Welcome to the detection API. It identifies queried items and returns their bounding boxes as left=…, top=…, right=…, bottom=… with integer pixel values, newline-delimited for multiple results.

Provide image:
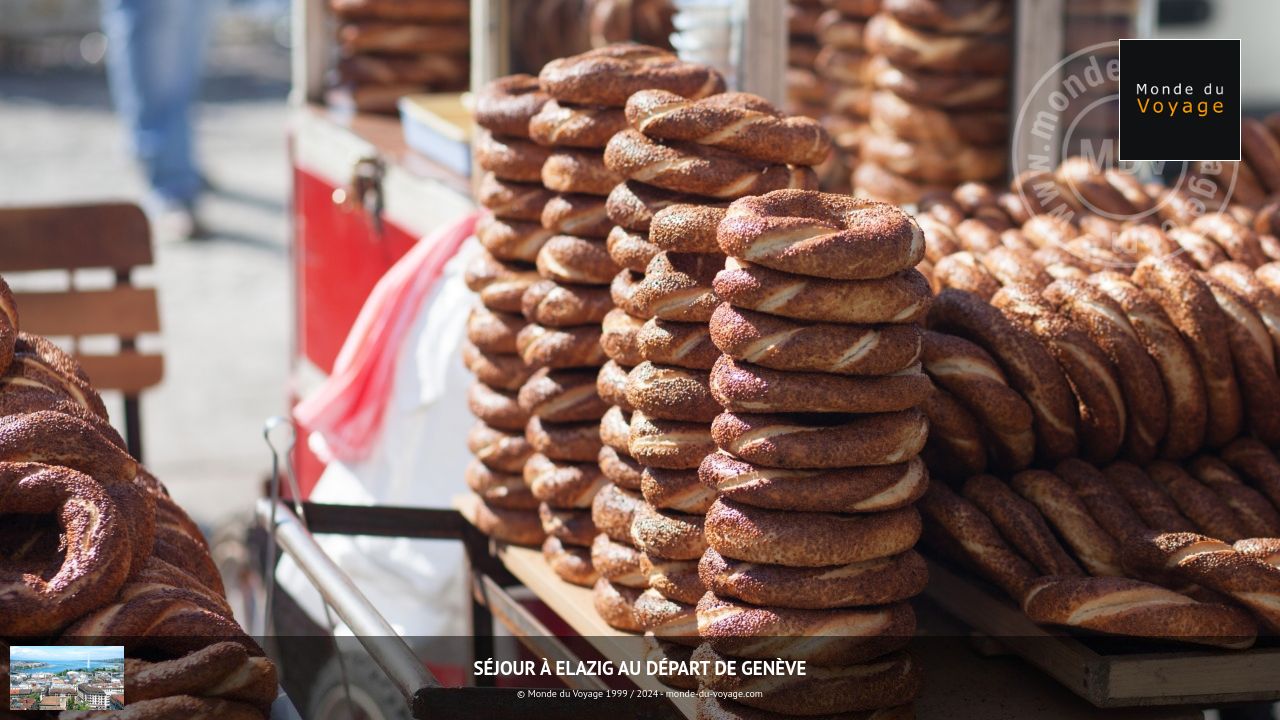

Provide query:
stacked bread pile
left=810, top=0, right=880, bottom=193
left=855, top=0, right=1011, bottom=204
left=462, top=75, right=553, bottom=548
left=601, top=91, right=828, bottom=665
left=690, top=190, right=929, bottom=718
left=512, top=0, right=675, bottom=73
left=785, top=0, right=825, bottom=120
left=330, top=0, right=470, bottom=114
left=0, top=277, right=278, bottom=718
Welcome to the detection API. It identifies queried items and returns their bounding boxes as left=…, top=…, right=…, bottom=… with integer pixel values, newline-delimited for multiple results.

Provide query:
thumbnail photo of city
left=8, top=646, right=125, bottom=712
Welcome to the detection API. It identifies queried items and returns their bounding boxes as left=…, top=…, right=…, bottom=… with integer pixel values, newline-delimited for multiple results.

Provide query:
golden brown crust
left=476, top=213, right=552, bottom=263
left=1054, top=459, right=1146, bottom=543
left=473, top=129, right=550, bottom=183
left=709, top=356, right=931, bottom=414
left=963, top=474, right=1083, bottom=577
left=518, top=367, right=608, bottom=422
left=634, top=588, right=699, bottom=644
left=714, top=259, right=930, bottom=323
left=861, top=131, right=1005, bottom=183
left=629, top=410, right=716, bottom=470
left=538, top=43, right=725, bottom=107
left=1145, top=461, right=1246, bottom=542
left=606, top=226, right=661, bottom=273
left=126, top=642, right=277, bottom=709
left=472, top=74, right=549, bottom=138
left=1209, top=262, right=1280, bottom=361
left=868, top=90, right=1008, bottom=148
left=475, top=173, right=552, bottom=221
left=605, top=181, right=693, bottom=232
left=525, top=417, right=602, bottom=463
left=465, top=252, right=539, bottom=313
left=711, top=305, right=922, bottom=376
left=640, top=553, right=704, bottom=604
left=1187, top=456, right=1280, bottom=538
left=1200, top=274, right=1280, bottom=445
left=598, top=444, right=644, bottom=490
left=600, top=309, right=646, bottom=367
left=882, top=0, right=1011, bottom=33
left=330, top=0, right=469, bottom=21
left=542, top=534, right=599, bottom=584
left=711, top=409, right=928, bottom=469
left=700, top=547, right=927, bottom=610
left=541, top=193, right=613, bottom=238
left=699, top=452, right=927, bottom=513
left=630, top=503, right=707, bottom=560
left=542, top=149, right=624, bottom=196
left=625, top=361, right=719, bottom=421
left=535, top=235, right=619, bottom=285
left=605, top=130, right=819, bottom=199
left=918, top=482, right=1038, bottom=600
left=1220, top=437, right=1280, bottom=511
left=516, top=323, right=607, bottom=369
left=626, top=252, right=721, bottom=322
left=640, top=466, right=715, bottom=514
left=467, top=422, right=533, bottom=474
left=466, top=306, right=524, bottom=355
left=1012, top=469, right=1123, bottom=576
left=636, top=317, right=721, bottom=370
left=593, top=577, right=645, bottom=631
left=529, top=101, right=627, bottom=149
left=869, top=56, right=1007, bottom=110
left=337, top=21, right=469, bottom=55
left=650, top=204, right=727, bottom=255
left=466, top=459, right=537, bottom=510
left=464, top=494, right=544, bottom=546
left=521, top=279, right=612, bottom=327
left=591, top=483, right=645, bottom=544
left=539, top=504, right=598, bottom=547
left=922, top=387, right=988, bottom=477
left=525, top=453, right=608, bottom=508
left=467, top=382, right=527, bottom=431
left=599, top=405, right=632, bottom=454
left=705, top=498, right=921, bottom=567
left=591, top=532, right=648, bottom=588
left=461, top=342, right=533, bottom=391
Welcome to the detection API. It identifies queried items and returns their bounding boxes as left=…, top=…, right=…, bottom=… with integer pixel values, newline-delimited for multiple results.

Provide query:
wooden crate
left=926, top=560, right=1280, bottom=708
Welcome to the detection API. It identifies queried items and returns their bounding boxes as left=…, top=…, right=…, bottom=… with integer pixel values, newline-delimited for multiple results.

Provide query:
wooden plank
left=0, top=204, right=152, bottom=271
left=14, top=287, right=160, bottom=337
left=76, top=354, right=164, bottom=393
left=738, top=0, right=787, bottom=104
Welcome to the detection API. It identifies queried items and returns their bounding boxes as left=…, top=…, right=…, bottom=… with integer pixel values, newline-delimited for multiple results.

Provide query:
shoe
left=149, top=197, right=209, bottom=241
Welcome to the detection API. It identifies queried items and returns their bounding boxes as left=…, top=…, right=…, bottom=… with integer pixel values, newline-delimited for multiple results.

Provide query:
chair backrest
left=0, top=203, right=164, bottom=395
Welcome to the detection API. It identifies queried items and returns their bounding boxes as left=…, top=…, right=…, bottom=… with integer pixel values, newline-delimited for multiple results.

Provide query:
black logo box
left=1119, top=38, right=1241, bottom=162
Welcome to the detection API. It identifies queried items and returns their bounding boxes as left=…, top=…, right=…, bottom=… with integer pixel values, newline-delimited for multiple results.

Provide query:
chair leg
left=124, top=394, right=144, bottom=461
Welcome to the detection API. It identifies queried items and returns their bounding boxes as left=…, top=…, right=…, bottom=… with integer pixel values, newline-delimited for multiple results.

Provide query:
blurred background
left=0, top=0, right=291, bottom=528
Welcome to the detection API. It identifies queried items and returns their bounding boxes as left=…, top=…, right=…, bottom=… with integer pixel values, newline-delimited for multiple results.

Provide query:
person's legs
left=101, top=0, right=214, bottom=208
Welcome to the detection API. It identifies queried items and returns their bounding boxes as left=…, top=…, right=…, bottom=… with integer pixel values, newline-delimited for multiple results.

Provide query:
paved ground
left=0, top=24, right=292, bottom=526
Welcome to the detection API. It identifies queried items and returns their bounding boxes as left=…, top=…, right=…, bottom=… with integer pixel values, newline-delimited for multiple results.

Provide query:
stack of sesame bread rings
left=855, top=0, right=1012, bottom=204
left=464, top=74, right=553, bottom=548
left=0, top=277, right=279, bottom=719
left=693, top=190, right=930, bottom=718
left=810, top=0, right=881, bottom=194
left=600, top=84, right=831, bottom=693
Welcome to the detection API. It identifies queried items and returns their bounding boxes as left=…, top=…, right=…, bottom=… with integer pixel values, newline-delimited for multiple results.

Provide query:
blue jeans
left=101, top=0, right=215, bottom=206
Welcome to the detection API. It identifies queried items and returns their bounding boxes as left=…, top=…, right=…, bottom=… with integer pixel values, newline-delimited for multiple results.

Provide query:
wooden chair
left=0, top=202, right=164, bottom=460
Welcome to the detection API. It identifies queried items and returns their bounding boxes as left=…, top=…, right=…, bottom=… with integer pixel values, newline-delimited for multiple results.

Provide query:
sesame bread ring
left=814, top=46, right=873, bottom=86
left=472, top=74, right=551, bottom=138
left=712, top=409, right=928, bottom=469
left=464, top=495, right=544, bottom=546
left=525, top=453, right=608, bottom=508
left=1168, top=228, right=1228, bottom=271
left=641, top=554, right=704, bottom=604
left=606, top=226, right=661, bottom=272
left=932, top=251, right=1001, bottom=300
left=824, top=0, right=883, bottom=17
left=476, top=214, right=552, bottom=263
left=541, top=193, right=613, bottom=238
left=605, top=180, right=694, bottom=232
left=521, top=279, right=612, bottom=328
left=542, top=149, right=624, bottom=196
left=466, top=459, right=538, bottom=510
left=538, top=43, right=725, bottom=107
left=125, top=641, right=276, bottom=707
left=337, top=21, right=469, bottom=55
left=1189, top=456, right=1280, bottom=538
left=1258, top=261, right=1280, bottom=300
left=599, top=444, right=643, bottom=490
left=699, top=451, right=927, bottom=514
left=467, top=383, right=528, bottom=431
left=467, top=306, right=523, bottom=355
left=542, top=534, right=599, bottom=585
left=536, top=235, right=618, bottom=285
left=716, top=190, right=924, bottom=280
left=467, top=422, right=533, bottom=474
left=695, top=596, right=916, bottom=667
left=525, top=417, right=602, bottom=462
left=0, top=277, right=17, bottom=370
left=611, top=268, right=643, bottom=311
left=916, top=215, right=961, bottom=263
left=1086, top=272, right=1206, bottom=459
left=884, top=0, right=1010, bottom=32
left=919, top=483, right=1039, bottom=603
left=870, top=56, right=1008, bottom=110
left=700, top=547, right=927, bottom=611
left=865, top=13, right=1009, bottom=74
left=1220, top=437, right=1280, bottom=511
left=646, top=635, right=698, bottom=690
left=634, top=588, right=700, bottom=645
left=1192, top=213, right=1268, bottom=268
left=981, top=246, right=1053, bottom=291
left=710, top=356, right=931, bottom=415
left=604, top=129, right=819, bottom=199
left=518, top=367, right=609, bottom=422
left=816, top=10, right=868, bottom=50
left=1101, top=461, right=1195, bottom=533
left=1201, top=274, right=1280, bottom=445
left=601, top=309, right=646, bottom=367
left=852, top=162, right=951, bottom=206
left=591, top=483, right=645, bottom=543
left=1209, top=262, right=1280, bottom=359
left=861, top=131, right=1006, bottom=183
left=465, top=252, right=539, bottom=313
left=593, top=576, right=645, bottom=631
left=630, top=502, right=708, bottom=560
left=473, top=129, right=550, bottom=182
left=591, top=533, right=649, bottom=588
left=650, top=204, right=728, bottom=255
left=1235, top=537, right=1280, bottom=565
left=629, top=410, right=717, bottom=469
left=331, top=0, right=469, bottom=21
left=625, top=361, right=719, bottom=422
left=462, top=343, right=534, bottom=391
left=923, top=388, right=988, bottom=477
left=930, top=288, right=1080, bottom=462
left=1243, top=117, right=1280, bottom=194
left=529, top=100, right=628, bottom=149
left=713, top=259, right=931, bottom=323
left=600, top=405, right=632, bottom=453
left=868, top=90, right=1008, bottom=148
left=1053, top=459, right=1148, bottom=545
left=625, top=90, right=832, bottom=166
left=706, top=498, right=921, bottom=567
left=0, top=463, right=129, bottom=636
left=642, top=466, right=716, bottom=514
left=920, top=330, right=1034, bottom=470
left=955, top=219, right=1002, bottom=254
left=1012, top=469, right=1124, bottom=576
left=1043, top=279, right=1168, bottom=465
left=696, top=646, right=922, bottom=716
left=629, top=252, right=722, bottom=322
left=636, top=317, right=720, bottom=369
left=962, top=474, right=1083, bottom=577
left=1132, top=257, right=1242, bottom=448
left=994, top=283, right=1127, bottom=466
left=476, top=173, right=553, bottom=221
left=711, top=305, right=923, bottom=376
left=539, top=504, right=599, bottom=547
left=1055, top=158, right=1137, bottom=217
left=516, top=323, right=606, bottom=369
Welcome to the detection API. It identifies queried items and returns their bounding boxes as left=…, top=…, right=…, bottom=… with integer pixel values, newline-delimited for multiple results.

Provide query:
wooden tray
left=925, top=560, right=1280, bottom=708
